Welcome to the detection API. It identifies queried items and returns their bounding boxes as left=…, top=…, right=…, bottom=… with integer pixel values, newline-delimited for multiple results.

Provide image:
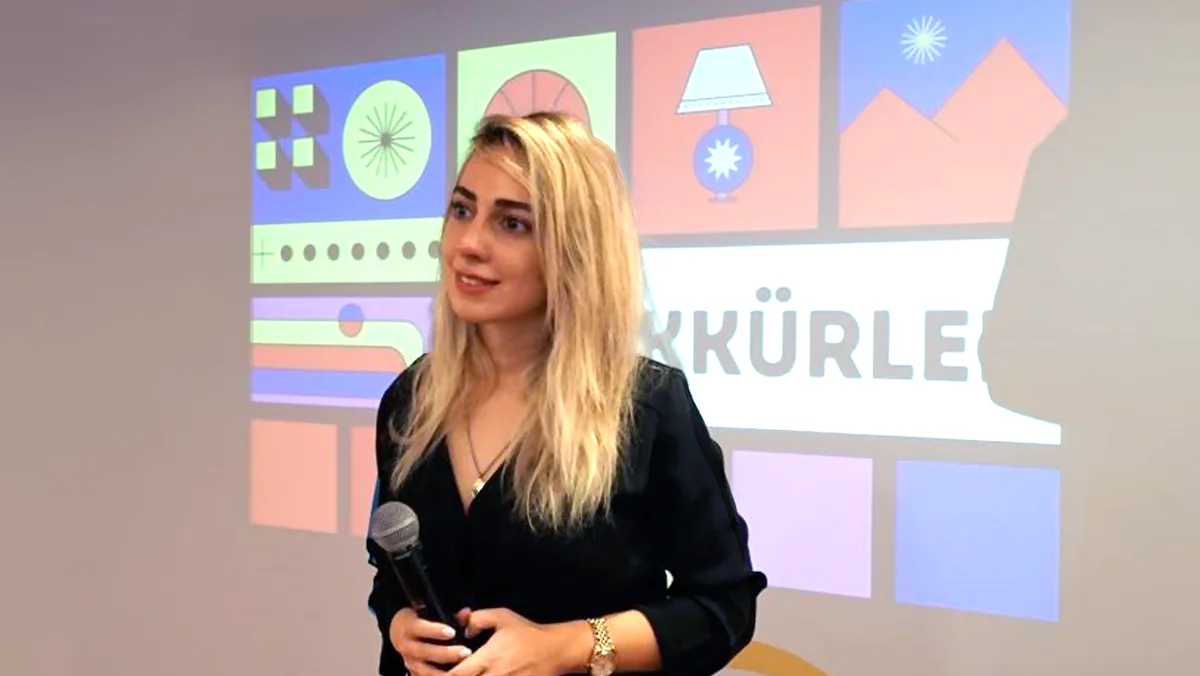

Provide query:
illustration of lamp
left=676, top=45, right=772, bottom=201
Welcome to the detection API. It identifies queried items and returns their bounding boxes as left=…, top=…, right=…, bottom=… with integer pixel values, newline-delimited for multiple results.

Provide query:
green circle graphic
left=343, top=79, right=433, bottom=201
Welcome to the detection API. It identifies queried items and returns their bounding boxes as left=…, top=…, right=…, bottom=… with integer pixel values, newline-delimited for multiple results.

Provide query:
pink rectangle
left=732, top=450, right=873, bottom=598
left=250, top=419, right=338, bottom=534
left=349, top=426, right=377, bottom=537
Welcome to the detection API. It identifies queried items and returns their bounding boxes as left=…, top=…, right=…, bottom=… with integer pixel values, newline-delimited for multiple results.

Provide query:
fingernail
left=459, top=648, right=472, bottom=659
left=442, top=626, right=456, bottom=638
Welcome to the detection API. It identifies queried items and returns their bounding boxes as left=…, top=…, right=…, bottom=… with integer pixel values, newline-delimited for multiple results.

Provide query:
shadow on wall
left=979, top=5, right=1200, bottom=671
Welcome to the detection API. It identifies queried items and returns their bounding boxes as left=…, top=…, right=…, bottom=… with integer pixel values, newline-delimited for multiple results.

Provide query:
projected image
left=733, top=451, right=873, bottom=599
left=895, top=461, right=1060, bottom=621
left=250, top=418, right=380, bottom=537
left=457, top=33, right=617, bottom=164
left=250, top=218, right=443, bottom=285
left=641, top=239, right=1061, bottom=445
left=252, top=53, right=447, bottom=224
left=250, top=419, right=339, bottom=533
left=249, top=294, right=433, bottom=536
left=632, top=8, right=820, bottom=236
left=250, top=296, right=433, bottom=409
left=244, top=4, right=1076, bottom=672
left=838, top=0, right=1070, bottom=227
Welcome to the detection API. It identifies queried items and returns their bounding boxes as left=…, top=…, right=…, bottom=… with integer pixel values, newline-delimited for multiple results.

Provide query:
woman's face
left=441, top=151, right=547, bottom=328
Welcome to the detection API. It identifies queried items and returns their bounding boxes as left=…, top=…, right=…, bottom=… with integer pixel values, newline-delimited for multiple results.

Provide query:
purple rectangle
left=252, top=296, right=434, bottom=340
left=252, top=393, right=376, bottom=409
left=732, top=450, right=874, bottom=598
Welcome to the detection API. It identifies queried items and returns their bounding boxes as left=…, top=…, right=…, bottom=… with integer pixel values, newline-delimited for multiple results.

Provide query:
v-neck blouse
left=366, top=356, right=768, bottom=676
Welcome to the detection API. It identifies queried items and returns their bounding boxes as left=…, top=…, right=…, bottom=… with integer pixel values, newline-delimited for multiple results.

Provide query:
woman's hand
left=446, top=608, right=589, bottom=676
left=389, top=608, right=474, bottom=676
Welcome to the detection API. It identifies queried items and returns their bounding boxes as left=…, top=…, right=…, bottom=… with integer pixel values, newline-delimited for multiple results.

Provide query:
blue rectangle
left=251, top=368, right=396, bottom=400
left=251, top=53, right=448, bottom=224
left=895, top=461, right=1060, bottom=621
left=840, top=0, right=1071, bottom=129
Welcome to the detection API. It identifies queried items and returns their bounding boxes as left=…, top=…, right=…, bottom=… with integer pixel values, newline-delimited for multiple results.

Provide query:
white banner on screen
left=642, top=238, right=1061, bottom=445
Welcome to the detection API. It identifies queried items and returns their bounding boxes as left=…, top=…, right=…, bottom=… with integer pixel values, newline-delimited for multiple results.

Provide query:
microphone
left=369, top=501, right=454, bottom=626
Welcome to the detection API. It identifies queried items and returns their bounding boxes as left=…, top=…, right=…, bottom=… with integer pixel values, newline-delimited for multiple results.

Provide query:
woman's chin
left=448, top=297, right=498, bottom=324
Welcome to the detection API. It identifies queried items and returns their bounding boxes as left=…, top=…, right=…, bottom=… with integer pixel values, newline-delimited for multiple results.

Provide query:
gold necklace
left=466, top=422, right=506, bottom=497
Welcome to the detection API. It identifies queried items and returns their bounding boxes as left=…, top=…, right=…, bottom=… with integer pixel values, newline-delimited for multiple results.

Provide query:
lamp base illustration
left=692, top=112, right=755, bottom=201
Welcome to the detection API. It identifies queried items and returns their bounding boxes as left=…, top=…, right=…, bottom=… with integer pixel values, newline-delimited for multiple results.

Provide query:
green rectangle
left=292, top=137, right=314, bottom=168
left=255, top=88, right=277, bottom=119
left=251, top=218, right=443, bottom=284
left=255, top=141, right=278, bottom=170
left=293, top=83, right=315, bottom=115
left=457, top=32, right=618, bottom=168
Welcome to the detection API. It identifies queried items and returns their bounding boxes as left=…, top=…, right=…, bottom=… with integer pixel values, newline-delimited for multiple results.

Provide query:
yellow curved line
left=729, top=641, right=827, bottom=676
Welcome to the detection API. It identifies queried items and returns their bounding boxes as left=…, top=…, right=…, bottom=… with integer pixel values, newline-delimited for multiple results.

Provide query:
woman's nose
left=455, top=217, right=490, bottom=257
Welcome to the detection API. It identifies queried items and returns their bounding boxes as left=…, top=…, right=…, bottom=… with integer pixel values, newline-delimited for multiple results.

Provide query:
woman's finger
left=413, top=640, right=472, bottom=667
left=455, top=607, right=472, bottom=626
left=409, top=618, right=459, bottom=642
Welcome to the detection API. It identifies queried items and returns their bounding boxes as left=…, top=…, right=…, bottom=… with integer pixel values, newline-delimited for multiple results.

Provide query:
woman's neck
left=477, top=319, right=544, bottom=389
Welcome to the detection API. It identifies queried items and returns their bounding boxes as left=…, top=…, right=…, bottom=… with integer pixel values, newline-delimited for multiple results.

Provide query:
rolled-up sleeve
left=635, top=368, right=768, bottom=676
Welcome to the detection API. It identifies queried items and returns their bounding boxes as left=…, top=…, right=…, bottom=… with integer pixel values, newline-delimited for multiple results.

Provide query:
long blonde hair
left=390, top=112, right=645, bottom=534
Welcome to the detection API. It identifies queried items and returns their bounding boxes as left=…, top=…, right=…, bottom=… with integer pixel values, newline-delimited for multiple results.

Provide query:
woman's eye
left=449, top=203, right=470, bottom=219
left=502, top=216, right=530, bottom=233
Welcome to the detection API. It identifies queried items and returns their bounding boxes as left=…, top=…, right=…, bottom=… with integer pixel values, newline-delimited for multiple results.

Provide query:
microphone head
left=368, top=501, right=420, bottom=553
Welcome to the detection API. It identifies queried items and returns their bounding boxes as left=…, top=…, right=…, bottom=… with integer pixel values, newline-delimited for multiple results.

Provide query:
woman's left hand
left=446, top=608, right=586, bottom=676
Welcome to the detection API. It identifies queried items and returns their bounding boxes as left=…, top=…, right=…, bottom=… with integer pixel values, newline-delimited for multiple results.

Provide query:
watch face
left=591, top=656, right=616, bottom=676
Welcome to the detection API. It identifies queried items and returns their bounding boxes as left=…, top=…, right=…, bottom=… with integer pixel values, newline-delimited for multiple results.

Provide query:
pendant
left=472, top=478, right=485, bottom=496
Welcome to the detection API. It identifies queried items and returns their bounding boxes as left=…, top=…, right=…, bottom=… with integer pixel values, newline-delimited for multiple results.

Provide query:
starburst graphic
left=359, top=103, right=417, bottom=176
left=901, top=15, right=947, bottom=65
left=705, top=138, right=743, bottom=181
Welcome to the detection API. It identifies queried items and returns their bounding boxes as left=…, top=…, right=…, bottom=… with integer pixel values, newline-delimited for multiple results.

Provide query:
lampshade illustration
left=677, top=44, right=772, bottom=200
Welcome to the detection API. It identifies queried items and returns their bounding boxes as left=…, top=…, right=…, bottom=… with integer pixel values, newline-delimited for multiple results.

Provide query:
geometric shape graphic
left=293, top=82, right=330, bottom=136
left=732, top=451, right=873, bottom=598
left=343, top=79, right=433, bottom=201
left=839, top=0, right=1071, bottom=227
left=255, top=81, right=330, bottom=191
left=484, top=69, right=592, bottom=129
left=250, top=295, right=433, bottom=409
left=895, top=461, right=1061, bottom=621
left=349, top=425, right=376, bottom=537
left=250, top=218, right=443, bottom=285
left=251, top=53, right=447, bottom=225
left=639, top=239, right=1062, bottom=445
left=632, top=8, right=821, bottom=236
left=457, top=33, right=617, bottom=166
left=692, top=121, right=755, bottom=196
left=291, top=136, right=330, bottom=189
left=249, top=419, right=339, bottom=533
left=680, top=45, right=769, bottom=200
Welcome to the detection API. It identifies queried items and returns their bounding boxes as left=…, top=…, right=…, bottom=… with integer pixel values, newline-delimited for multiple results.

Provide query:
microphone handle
left=387, top=543, right=454, bottom=626
left=386, top=544, right=491, bottom=663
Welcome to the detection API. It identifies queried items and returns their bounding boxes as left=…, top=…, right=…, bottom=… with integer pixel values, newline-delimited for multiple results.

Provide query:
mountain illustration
left=840, top=39, right=1068, bottom=228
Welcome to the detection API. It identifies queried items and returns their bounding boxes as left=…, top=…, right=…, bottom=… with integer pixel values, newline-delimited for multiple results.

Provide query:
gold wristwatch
left=585, top=617, right=616, bottom=676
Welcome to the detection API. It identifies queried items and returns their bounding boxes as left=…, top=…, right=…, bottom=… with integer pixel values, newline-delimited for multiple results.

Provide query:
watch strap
left=585, top=617, right=616, bottom=675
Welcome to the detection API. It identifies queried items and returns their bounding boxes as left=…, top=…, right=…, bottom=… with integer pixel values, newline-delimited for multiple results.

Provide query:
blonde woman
left=367, top=112, right=766, bottom=676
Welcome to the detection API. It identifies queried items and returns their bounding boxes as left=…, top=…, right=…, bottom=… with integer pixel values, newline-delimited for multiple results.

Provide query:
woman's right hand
left=389, top=608, right=473, bottom=675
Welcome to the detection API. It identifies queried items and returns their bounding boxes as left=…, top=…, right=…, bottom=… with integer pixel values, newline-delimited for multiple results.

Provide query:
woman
left=367, top=112, right=767, bottom=676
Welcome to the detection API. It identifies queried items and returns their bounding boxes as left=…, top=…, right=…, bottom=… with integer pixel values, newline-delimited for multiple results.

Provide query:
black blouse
left=366, top=356, right=768, bottom=676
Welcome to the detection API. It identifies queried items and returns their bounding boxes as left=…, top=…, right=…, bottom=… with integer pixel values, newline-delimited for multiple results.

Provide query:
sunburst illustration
left=359, top=104, right=416, bottom=176
left=342, top=79, right=433, bottom=201
left=901, top=15, right=947, bottom=65
left=705, top=138, right=744, bottom=181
